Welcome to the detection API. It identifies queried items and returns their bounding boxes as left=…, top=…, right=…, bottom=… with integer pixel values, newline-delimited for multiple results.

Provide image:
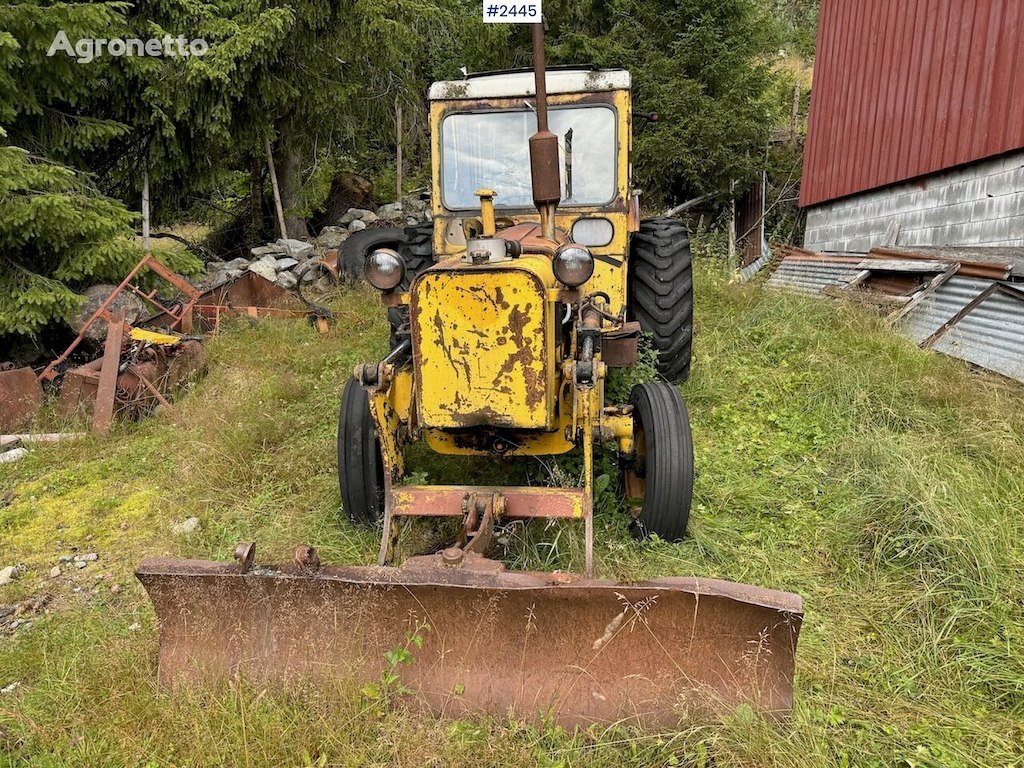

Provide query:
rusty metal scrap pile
left=1, top=252, right=323, bottom=437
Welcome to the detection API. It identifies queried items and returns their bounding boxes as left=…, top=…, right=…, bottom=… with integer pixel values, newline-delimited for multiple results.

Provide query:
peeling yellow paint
left=412, top=265, right=555, bottom=430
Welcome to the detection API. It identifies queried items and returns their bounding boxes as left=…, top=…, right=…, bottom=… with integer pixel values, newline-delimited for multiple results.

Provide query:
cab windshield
left=440, top=105, right=616, bottom=210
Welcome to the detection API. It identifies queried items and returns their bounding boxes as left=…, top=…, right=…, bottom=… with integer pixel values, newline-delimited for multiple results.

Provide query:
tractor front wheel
left=624, top=381, right=694, bottom=541
left=337, top=378, right=385, bottom=525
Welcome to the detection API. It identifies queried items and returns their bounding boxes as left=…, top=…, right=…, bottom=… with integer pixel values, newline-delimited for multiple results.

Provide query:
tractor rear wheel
left=388, top=222, right=434, bottom=348
left=339, top=226, right=407, bottom=283
left=624, top=381, right=694, bottom=541
left=628, top=218, right=693, bottom=381
left=337, top=378, right=385, bottom=525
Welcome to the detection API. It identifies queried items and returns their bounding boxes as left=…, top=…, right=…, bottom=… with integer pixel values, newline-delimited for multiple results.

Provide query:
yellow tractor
left=342, top=65, right=695, bottom=570
left=137, top=30, right=802, bottom=727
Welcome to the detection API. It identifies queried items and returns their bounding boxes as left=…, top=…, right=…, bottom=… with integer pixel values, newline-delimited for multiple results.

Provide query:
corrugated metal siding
left=897, top=276, right=992, bottom=343
left=735, top=172, right=766, bottom=268
left=932, top=290, right=1024, bottom=381
left=766, top=256, right=1024, bottom=384
left=801, top=0, right=1024, bottom=207
left=764, top=260, right=863, bottom=295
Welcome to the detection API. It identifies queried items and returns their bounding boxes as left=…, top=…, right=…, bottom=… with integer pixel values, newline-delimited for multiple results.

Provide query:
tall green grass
left=1, top=267, right=1023, bottom=766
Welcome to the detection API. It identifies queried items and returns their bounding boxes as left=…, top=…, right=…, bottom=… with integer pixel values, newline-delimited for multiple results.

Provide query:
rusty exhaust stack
left=529, top=22, right=560, bottom=240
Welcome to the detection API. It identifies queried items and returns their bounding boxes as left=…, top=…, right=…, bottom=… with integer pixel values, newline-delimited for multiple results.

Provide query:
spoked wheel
left=623, top=381, right=694, bottom=541
left=337, top=378, right=385, bottom=524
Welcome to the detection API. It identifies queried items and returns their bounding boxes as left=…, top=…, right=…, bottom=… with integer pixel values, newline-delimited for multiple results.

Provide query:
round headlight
left=553, top=244, right=594, bottom=288
left=365, top=248, right=406, bottom=291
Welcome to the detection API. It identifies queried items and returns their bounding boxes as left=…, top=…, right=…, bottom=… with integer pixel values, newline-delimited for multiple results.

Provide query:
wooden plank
left=856, top=258, right=950, bottom=272
left=1, top=433, right=86, bottom=444
left=846, top=269, right=872, bottom=288
left=92, top=314, right=126, bottom=436
left=920, top=283, right=999, bottom=348
left=888, top=263, right=959, bottom=324
left=868, top=247, right=1010, bottom=279
left=823, top=285, right=909, bottom=307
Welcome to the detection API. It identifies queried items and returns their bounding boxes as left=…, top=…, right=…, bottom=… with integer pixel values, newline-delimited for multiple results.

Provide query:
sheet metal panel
left=932, top=289, right=1024, bottom=382
left=765, top=259, right=863, bottom=295
left=735, top=172, right=767, bottom=268
left=802, top=0, right=1024, bottom=207
left=897, top=276, right=992, bottom=343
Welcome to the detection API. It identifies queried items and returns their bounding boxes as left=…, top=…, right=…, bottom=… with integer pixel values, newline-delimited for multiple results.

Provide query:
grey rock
left=49, top=565, right=61, bottom=579
left=340, top=208, right=376, bottom=225
left=316, top=226, right=348, bottom=249
left=78, top=553, right=99, bottom=562
left=71, top=285, right=147, bottom=341
left=0, top=682, right=20, bottom=694
left=348, top=219, right=367, bottom=233
left=204, top=265, right=244, bottom=289
left=200, top=273, right=228, bottom=291
left=399, top=196, right=429, bottom=216
left=275, top=257, right=299, bottom=271
left=0, top=566, right=17, bottom=586
left=0, top=448, right=28, bottom=464
left=248, top=257, right=278, bottom=282
left=275, top=271, right=298, bottom=290
left=128, top=622, right=141, bottom=631
left=251, top=244, right=287, bottom=258
left=225, top=257, right=251, bottom=270
left=275, top=238, right=314, bottom=260
left=377, top=202, right=404, bottom=220
left=75, top=561, right=87, bottom=570
left=301, top=266, right=320, bottom=284
left=171, top=517, right=201, bottom=535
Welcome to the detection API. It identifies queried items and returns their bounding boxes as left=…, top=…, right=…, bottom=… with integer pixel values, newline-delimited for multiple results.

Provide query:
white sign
left=482, top=0, right=541, bottom=23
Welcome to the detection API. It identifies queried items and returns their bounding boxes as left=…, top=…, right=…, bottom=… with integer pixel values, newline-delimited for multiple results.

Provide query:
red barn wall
left=801, top=0, right=1024, bottom=208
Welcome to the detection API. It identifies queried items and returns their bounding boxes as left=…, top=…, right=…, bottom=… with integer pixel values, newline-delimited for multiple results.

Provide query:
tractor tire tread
left=389, top=222, right=434, bottom=347
left=628, top=218, right=694, bottom=382
left=629, top=382, right=694, bottom=541
left=338, top=377, right=384, bottom=525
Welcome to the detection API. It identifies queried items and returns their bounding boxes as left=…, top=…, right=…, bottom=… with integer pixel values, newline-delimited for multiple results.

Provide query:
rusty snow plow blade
left=137, top=548, right=802, bottom=727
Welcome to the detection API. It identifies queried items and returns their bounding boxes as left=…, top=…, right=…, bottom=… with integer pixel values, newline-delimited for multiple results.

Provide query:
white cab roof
left=428, top=69, right=630, bottom=101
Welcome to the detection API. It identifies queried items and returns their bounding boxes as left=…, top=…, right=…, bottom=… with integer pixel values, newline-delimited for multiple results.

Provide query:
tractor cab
left=426, top=67, right=635, bottom=314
